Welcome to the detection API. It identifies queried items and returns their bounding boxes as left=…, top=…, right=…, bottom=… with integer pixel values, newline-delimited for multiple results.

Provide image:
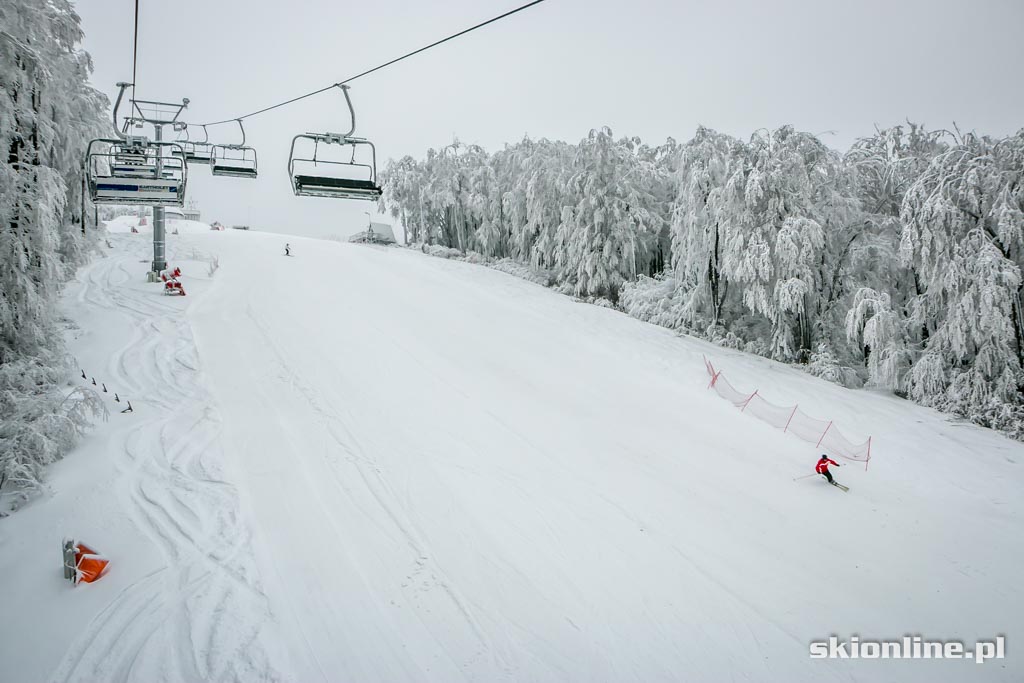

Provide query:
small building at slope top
left=349, top=222, right=396, bottom=245
left=164, top=206, right=185, bottom=221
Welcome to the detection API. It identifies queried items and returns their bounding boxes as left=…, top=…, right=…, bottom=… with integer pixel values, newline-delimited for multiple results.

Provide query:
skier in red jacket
left=816, top=454, right=840, bottom=484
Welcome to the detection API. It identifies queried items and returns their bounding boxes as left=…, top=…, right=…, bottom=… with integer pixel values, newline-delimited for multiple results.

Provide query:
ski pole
left=792, top=473, right=818, bottom=481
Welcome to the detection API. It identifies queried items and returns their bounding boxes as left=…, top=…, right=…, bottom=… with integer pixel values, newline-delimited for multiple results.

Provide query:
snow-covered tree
left=899, top=130, right=1024, bottom=425
left=519, top=138, right=573, bottom=271
left=845, top=287, right=910, bottom=390
left=843, top=124, right=948, bottom=390
left=710, top=126, right=855, bottom=361
left=381, top=130, right=674, bottom=300
left=555, top=128, right=671, bottom=298
left=0, top=0, right=108, bottom=507
left=670, top=126, right=744, bottom=327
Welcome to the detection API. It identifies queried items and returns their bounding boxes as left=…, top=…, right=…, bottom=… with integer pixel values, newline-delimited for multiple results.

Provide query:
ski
left=830, top=481, right=849, bottom=492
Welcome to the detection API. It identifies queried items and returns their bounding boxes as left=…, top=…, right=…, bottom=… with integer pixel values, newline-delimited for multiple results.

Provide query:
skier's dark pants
left=822, top=470, right=834, bottom=484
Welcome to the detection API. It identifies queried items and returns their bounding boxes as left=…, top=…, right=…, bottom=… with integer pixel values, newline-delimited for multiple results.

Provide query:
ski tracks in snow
left=51, top=236, right=289, bottom=683
left=241, top=305, right=509, bottom=677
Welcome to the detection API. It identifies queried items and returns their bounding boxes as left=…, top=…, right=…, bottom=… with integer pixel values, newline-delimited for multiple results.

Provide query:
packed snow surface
left=1, top=226, right=1021, bottom=682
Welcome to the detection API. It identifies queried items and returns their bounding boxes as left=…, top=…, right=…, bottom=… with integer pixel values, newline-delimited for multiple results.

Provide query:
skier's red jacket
left=816, top=457, right=839, bottom=474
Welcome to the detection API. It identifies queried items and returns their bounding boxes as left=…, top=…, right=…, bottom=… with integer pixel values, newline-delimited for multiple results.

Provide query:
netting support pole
left=707, top=371, right=721, bottom=390
left=784, top=405, right=798, bottom=433
left=865, top=436, right=871, bottom=471
left=815, top=420, right=833, bottom=448
left=740, top=390, right=758, bottom=412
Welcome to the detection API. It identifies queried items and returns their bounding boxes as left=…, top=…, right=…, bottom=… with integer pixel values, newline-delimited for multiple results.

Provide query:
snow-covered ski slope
left=1, top=225, right=1021, bottom=682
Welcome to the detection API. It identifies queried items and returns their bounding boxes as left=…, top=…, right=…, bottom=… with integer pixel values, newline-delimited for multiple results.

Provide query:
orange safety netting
left=704, top=356, right=872, bottom=470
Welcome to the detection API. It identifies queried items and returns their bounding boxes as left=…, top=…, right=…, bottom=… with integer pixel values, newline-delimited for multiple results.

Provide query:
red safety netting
left=704, top=356, right=872, bottom=470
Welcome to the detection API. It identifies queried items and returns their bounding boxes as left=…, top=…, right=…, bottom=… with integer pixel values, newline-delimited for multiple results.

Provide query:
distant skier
left=285, top=243, right=291, bottom=257
left=816, top=454, right=841, bottom=484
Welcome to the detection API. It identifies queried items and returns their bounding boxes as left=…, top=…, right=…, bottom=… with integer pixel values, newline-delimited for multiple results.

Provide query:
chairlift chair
left=171, top=123, right=213, bottom=165
left=288, top=84, right=382, bottom=201
left=210, top=119, right=258, bottom=178
left=86, top=136, right=188, bottom=206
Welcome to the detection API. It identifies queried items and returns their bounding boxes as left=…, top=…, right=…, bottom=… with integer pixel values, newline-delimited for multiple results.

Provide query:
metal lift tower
left=113, top=82, right=190, bottom=276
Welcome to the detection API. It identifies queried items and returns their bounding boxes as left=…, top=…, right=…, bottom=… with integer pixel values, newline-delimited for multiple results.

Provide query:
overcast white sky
left=76, top=0, right=1024, bottom=239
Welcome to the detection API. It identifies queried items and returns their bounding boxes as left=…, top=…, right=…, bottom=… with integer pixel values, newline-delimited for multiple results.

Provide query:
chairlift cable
left=196, top=0, right=549, bottom=127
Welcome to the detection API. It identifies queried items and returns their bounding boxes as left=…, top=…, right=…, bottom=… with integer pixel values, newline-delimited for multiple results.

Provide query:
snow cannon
left=160, top=267, right=186, bottom=296
left=62, top=539, right=110, bottom=585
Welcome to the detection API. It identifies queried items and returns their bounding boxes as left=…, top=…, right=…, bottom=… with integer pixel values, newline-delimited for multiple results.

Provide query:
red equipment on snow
left=62, top=538, right=110, bottom=584
left=161, top=266, right=186, bottom=296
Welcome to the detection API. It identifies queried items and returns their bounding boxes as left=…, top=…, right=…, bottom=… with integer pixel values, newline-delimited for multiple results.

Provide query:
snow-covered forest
left=381, top=124, right=1024, bottom=437
left=0, top=0, right=108, bottom=507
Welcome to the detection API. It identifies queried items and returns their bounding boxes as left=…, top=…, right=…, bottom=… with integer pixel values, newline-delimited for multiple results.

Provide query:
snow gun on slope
left=161, top=266, right=186, bottom=296
left=62, top=538, right=110, bottom=584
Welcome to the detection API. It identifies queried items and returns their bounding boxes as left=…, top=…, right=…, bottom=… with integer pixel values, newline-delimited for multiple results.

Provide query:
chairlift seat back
left=111, top=164, right=160, bottom=178
left=293, top=174, right=382, bottom=200
left=173, top=141, right=213, bottom=165
left=211, top=163, right=258, bottom=179
left=210, top=144, right=258, bottom=179
left=185, top=150, right=213, bottom=164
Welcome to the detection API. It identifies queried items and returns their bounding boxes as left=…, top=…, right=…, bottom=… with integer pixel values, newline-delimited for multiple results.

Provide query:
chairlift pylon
left=211, top=119, right=258, bottom=179
left=288, top=84, right=382, bottom=201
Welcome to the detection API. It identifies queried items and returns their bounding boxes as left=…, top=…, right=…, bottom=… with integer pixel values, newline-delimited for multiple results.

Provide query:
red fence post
left=815, top=420, right=833, bottom=448
left=784, top=405, right=798, bottom=433
left=740, top=390, right=758, bottom=412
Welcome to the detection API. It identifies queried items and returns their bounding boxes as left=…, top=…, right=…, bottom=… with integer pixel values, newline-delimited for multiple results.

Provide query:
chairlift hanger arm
left=112, top=82, right=132, bottom=139
left=337, top=84, right=356, bottom=138
left=215, top=120, right=249, bottom=149
left=235, top=119, right=246, bottom=147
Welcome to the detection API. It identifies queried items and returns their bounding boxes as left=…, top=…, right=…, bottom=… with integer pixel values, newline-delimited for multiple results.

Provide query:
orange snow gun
left=62, top=538, right=109, bottom=585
